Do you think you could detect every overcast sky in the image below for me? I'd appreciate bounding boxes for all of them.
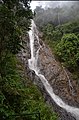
[30,1,75,10]
[30,1,45,10]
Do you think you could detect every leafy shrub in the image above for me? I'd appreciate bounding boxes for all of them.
[42,24,54,40]
[52,30,62,41]
[55,21,79,35]
[55,33,79,69]
[0,55,58,120]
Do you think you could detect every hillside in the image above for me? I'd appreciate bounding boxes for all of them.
[1,1,79,120]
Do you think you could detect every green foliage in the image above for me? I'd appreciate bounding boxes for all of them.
[42,21,79,43]
[56,21,79,35]
[0,0,33,55]
[77,34,79,39]
[0,55,58,120]
[0,1,58,119]
[52,30,62,41]
[55,33,79,69]
[42,24,54,40]
[41,20,79,80]
[42,23,62,47]
[41,20,79,77]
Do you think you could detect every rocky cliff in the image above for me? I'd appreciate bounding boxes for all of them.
[38,40,79,108]
[18,34,79,120]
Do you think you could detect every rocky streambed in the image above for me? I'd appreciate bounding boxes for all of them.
[18,34,79,120]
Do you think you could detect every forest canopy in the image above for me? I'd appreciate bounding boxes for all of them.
[34,1,79,78]
[34,1,79,28]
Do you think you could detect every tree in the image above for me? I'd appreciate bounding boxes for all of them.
[42,24,54,40]
[55,33,79,69]
[0,0,33,77]
[53,6,64,25]
[0,0,33,53]
[0,0,33,119]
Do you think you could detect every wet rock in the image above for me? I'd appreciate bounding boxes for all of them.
[38,41,79,108]
[17,34,79,120]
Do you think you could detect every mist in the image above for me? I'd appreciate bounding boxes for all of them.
[31,1,77,10]
[32,1,79,28]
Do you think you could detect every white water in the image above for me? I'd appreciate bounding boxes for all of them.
[28,20,79,120]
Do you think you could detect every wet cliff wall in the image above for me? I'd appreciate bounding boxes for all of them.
[17,34,79,120]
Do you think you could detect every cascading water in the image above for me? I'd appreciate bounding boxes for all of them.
[28,20,79,120]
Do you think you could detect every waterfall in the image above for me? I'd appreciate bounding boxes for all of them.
[28,20,79,120]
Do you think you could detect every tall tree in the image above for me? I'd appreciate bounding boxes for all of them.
[0,0,33,78]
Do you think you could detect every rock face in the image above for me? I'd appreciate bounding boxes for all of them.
[18,34,79,120]
[38,41,79,108]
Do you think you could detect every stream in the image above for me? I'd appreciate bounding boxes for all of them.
[28,20,79,120]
